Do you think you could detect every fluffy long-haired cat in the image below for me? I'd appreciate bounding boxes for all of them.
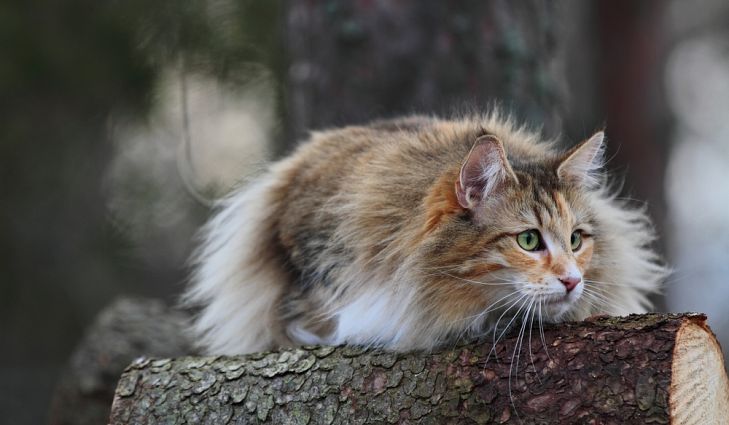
[186,113,667,355]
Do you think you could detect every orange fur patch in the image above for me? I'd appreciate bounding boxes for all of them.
[463,262,505,279]
[422,167,462,234]
[549,259,568,278]
[575,242,594,272]
[553,191,569,217]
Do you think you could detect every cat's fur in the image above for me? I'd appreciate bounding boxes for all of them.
[186,113,667,355]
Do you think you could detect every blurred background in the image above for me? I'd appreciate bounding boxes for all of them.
[2,0,728,423]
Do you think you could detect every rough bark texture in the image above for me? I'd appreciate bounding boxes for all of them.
[284,0,568,144]
[49,298,196,425]
[109,313,726,424]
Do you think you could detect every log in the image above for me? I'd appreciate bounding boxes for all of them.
[109,313,729,424]
[49,298,196,425]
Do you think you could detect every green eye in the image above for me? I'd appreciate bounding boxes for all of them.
[570,231,582,251]
[516,230,541,251]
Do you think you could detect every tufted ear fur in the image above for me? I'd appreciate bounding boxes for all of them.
[455,135,518,209]
[557,131,606,188]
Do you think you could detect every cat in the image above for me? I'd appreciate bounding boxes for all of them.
[185,112,667,355]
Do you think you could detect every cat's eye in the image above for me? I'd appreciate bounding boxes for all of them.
[516,230,541,251]
[570,231,582,251]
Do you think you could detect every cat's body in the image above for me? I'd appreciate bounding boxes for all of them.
[187,113,667,355]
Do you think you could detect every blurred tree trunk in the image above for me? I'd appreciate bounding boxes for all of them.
[596,0,669,230]
[283,0,569,148]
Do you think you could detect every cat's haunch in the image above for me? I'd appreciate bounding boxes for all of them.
[186,113,668,354]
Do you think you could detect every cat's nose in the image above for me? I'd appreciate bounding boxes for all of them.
[559,275,581,292]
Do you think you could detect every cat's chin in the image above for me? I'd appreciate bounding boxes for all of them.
[541,296,578,321]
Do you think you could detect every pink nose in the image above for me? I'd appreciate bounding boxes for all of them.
[559,276,581,292]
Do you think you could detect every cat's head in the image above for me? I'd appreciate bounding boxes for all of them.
[422,130,607,326]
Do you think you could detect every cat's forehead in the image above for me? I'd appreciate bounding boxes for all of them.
[487,171,594,233]
[525,185,592,230]
[510,156,561,186]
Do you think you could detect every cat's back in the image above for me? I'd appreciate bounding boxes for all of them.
[272,116,453,226]
[273,114,552,215]
[276,115,442,190]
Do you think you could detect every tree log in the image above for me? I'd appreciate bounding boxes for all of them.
[49,298,196,425]
[109,313,728,424]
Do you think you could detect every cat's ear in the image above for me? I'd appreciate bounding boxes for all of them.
[557,131,605,187]
[455,135,518,209]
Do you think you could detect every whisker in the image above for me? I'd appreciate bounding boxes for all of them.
[580,290,612,307]
[508,297,532,422]
[583,279,639,288]
[527,298,542,384]
[447,290,522,350]
[580,289,634,314]
[487,294,529,364]
[578,293,606,314]
[489,275,529,283]
[581,287,616,306]
[513,298,533,379]
[435,271,529,287]
[449,290,522,326]
[538,298,552,363]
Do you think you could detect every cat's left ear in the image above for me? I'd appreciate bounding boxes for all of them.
[557,131,605,188]
[456,135,518,209]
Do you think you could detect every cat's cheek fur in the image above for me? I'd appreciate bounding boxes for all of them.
[575,242,595,274]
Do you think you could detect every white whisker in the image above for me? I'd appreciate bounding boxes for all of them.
[581,287,615,306]
[487,294,529,364]
[578,293,605,314]
[538,298,552,363]
[583,279,637,288]
[581,288,634,314]
[450,290,522,327]
[507,297,532,422]
[436,271,526,287]
[513,298,533,379]
[447,290,522,350]
[527,298,542,384]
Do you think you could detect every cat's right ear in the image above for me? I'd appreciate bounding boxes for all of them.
[455,135,517,209]
[557,131,605,188]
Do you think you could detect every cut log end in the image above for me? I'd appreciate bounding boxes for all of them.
[670,320,729,424]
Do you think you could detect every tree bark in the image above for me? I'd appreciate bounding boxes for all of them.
[108,313,729,424]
